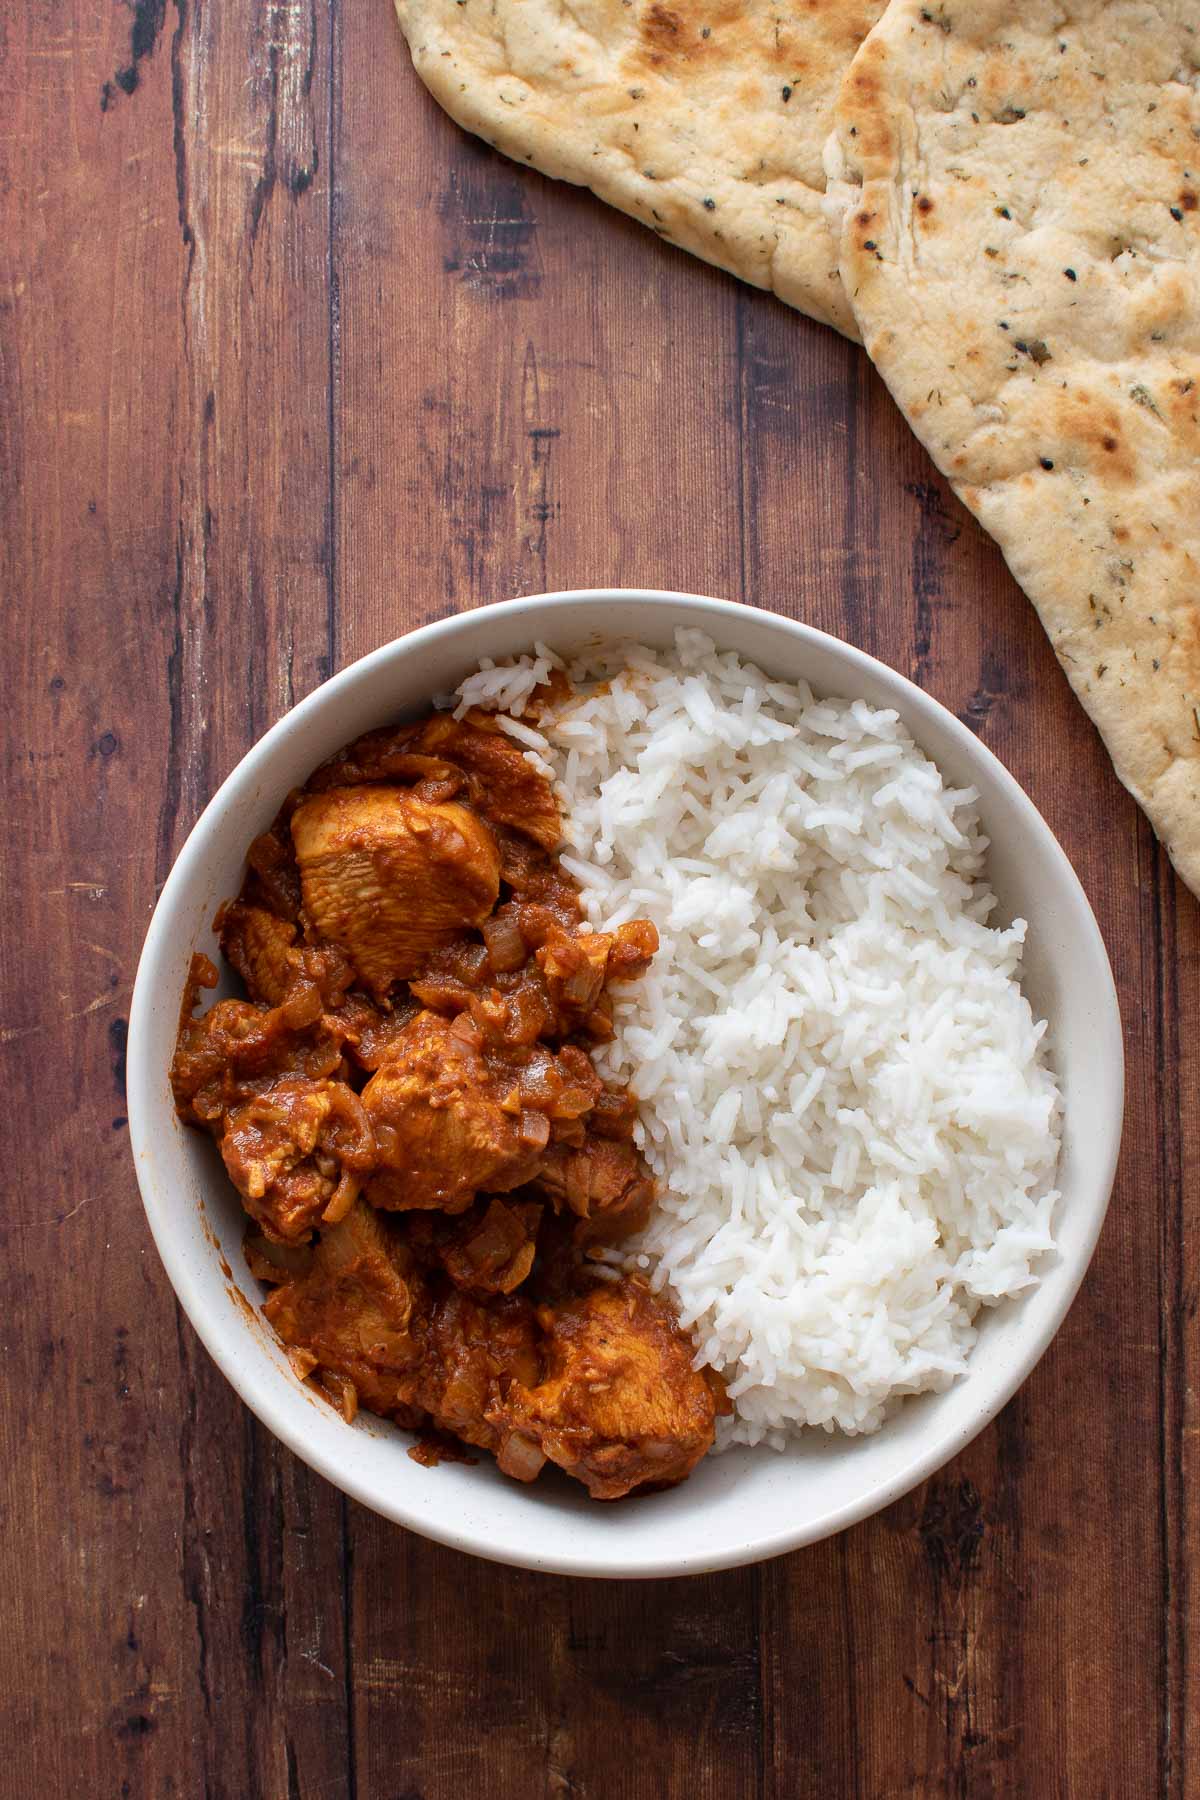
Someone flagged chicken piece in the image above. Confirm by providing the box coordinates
[308,712,562,851]
[408,712,563,850]
[264,1201,541,1447]
[264,1200,427,1419]
[170,956,347,1128]
[487,1276,718,1498]
[361,1012,544,1211]
[414,1285,542,1452]
[218,900,354,1009]
[290,784,500,996]
[534,1134,656,1245]
[406,1197,544,1295]
[330,991,420,1073]
[220,1077,375,1243]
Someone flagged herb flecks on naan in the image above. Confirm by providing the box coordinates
[394,0,883,338]
[828,0,1200,893]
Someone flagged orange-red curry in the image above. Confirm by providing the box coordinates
[171,703,724,1499]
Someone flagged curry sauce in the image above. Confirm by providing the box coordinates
[171,704,724,1499]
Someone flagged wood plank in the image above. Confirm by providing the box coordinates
[1,5,209,1792]
[335,7,748,651]
[334,14,762,1796]
[0,1,350,1793]
[1160,862,1199,1800]
[347,1528,763,1800]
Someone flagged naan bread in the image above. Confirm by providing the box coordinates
[395,0,884,337]
[829,0,1200,892]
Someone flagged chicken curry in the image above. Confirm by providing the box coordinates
[171,702,724,1499]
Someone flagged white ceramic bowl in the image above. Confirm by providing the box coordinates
[128,589,1123,1578]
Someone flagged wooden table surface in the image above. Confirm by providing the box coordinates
[3,2,1197,1795]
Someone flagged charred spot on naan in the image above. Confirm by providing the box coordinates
[1052,399,1137,486]
[848,207,887,263]
[839,47,896,166]
[629,0,824,75]
[627,0,734,70]
[635,1,689,67]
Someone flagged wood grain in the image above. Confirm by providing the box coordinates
[1,1,1194,1795]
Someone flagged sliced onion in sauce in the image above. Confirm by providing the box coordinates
[482,913,526,973]
[497,1432,546,1483]
[518,1109,551,1150]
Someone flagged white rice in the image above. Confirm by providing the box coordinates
[456,631,1061,1446]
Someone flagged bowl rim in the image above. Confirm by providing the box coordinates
[128,587,1124,1576]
